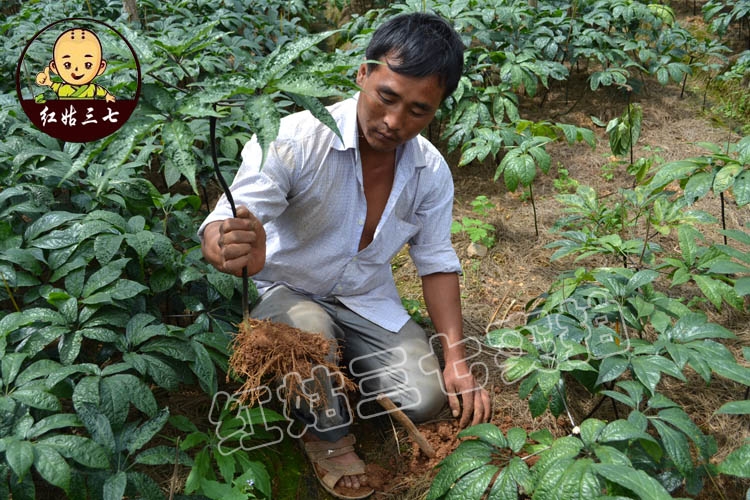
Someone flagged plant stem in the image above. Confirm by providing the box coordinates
[680,56,693,99]
[627,92,634,166]
[584,395,608,420]
[720,191,727,244]
[530,183,539,238]
[555,382,576,428]
[703,76,713,111]
[638,209,652,268]
[0,271,19,312]
[610,394,620,419]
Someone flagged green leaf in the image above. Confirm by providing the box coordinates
[651,419,693,477]
[127,407,170,454]
[709,357,750,386]
[103,471,127,500]
[735,277,750,297]
[580,419,606,447]
[506,427,527,453]
[24,212,80,241]
[2,353,27,386]
[677,224,700,267]
[27,414,82,439]
[715,401,750,415]
[596,356,628,386]
[261,30,339,83]
[110,279,148,300]
[598,420,649,444]
[100,376,130,430]
[528,384,548,418]
[428,441,493,499]
[12,388,61,411]
[186,339,216,394]
[163,121,198,194]
[127,471,164,500]
[81,258,129,298]
[631,357,662,394]
[657,407,709,457]
[150,268,176,294]
[76,402,115,453]
[693,274,724,309]
[33,444,70,494]
[207,271,235,300]
[59,331,83,365]
[537,369,561,397]
[135,445,192,466]
[718,444,750,478]
[733,170,750,206]
[6,439,34,480]
[713,163,742,194]
[184,448,210,494]
[125,231,155,260]
[458,423,508,448]
[485,466,515,499]
[244,94,281,171]
[593,444,632,467]
[502,356,539,382]
[594,464,673,500]
[215,450,235,483]
[287,93,343,143]
[234,459,272,498]
[0,308,65,335]
[447,464,498,500]
[684,171,713,204]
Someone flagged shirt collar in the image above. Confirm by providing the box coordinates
[331,92,428,169]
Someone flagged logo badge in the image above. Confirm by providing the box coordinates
[15,18,141,143]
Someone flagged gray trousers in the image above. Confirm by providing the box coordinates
[250,285,446,442]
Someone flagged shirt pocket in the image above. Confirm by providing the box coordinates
[371,216,420,265]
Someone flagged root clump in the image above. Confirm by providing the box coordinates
[228,318,355,409]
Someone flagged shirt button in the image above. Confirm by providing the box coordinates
[352,256,357,262]
[358,219,364,225]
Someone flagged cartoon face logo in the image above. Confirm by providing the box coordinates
[36,28,115,102]
[16,18,140,142]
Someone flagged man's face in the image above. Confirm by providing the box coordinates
[355,56,444,153]
[50,29,106,85]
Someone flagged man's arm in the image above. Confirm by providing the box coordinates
[422,272,491,427]
[201,206,266,277]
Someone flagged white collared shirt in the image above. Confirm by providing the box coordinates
[198,94,461,332]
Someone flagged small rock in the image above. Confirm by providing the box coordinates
[467,242,488,258]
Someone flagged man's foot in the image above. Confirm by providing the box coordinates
[302,433,368,490]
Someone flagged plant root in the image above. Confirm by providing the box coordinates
[227,318,355,410]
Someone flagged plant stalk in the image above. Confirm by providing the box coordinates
[530,183,539,238]
[720,192,727,245]
[1,271,19,312]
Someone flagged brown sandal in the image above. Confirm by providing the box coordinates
[300,434,374,499]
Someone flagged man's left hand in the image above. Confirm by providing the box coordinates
[443,359,491,428]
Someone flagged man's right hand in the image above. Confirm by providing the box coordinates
[203,206,266,277]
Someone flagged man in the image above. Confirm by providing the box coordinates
[36,28,115,102]
[200,12,490,499]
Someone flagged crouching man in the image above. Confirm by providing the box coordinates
[200,12,490,499]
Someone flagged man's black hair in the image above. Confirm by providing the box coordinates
[365,12,464,100]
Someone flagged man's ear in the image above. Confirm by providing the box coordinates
[49,61,58,75]
[97,60,107,76]
[356,63,367,87]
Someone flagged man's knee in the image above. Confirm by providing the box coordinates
[398,375,446,423]
[250,286,342,360]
